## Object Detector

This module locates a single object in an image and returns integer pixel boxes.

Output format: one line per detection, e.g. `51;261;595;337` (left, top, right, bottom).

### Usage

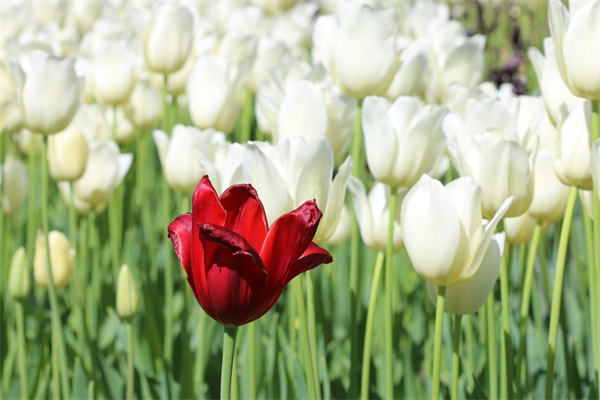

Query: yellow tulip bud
8;247;30;300
116;264;140;319
34;230;75;289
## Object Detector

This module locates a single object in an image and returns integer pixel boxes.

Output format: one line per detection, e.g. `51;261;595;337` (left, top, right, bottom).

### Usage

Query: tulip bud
529;149;569;222
8;247;30;300
1;156;28;216
34;230;75;289
145;4;194;75
47;125;89;182
10;51;82;135
124;79;162;130
116;264;140;319
1;100;23;133
15;129;43;156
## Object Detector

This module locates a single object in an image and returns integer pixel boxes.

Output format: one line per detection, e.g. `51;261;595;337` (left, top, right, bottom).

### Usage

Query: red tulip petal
192;176;226;225
198;223;268;326
167;213;193;276
284;242;332;286
260;200;322;289
190;176;226;318
219;184;268;252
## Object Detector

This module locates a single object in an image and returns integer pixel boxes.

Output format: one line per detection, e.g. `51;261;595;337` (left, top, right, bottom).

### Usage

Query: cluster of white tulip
1;0;600;398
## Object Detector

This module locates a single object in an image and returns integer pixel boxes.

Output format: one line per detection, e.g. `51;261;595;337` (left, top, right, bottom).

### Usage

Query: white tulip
384;42;428;100
72;141;133;209
276;80;355;165
92;40;136;105
529;149;570;222
153;124;226;193
145;4;194;75
34;230;75;289
313;2;398;98
47;125;89;182
1;156;28;216
444;98;534;218
348;177;404;252
549;0;600;100
1;100;23;133
14;129;43;156
579;189;595;220
528;38;584;124
124;79;162;130
504;213;537;244
187;54;245;134
402;175;512;314
326;205;352;246
10;51;82;135
363;96;447;188
116;264;140;319
251;0;296;15
242;137;353;243
58;182;92;215
554;100;594;189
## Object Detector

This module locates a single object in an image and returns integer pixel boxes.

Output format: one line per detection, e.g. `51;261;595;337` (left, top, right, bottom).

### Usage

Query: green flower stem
583;212;598;371
162;180;173;366
348;100;363;397
15;301;28;399
135;130;147;208
162;75;170;134
464;314;476;390
487;294;498;400
384;186;397;399
41;138;70;400
221;326;238;400
499;240;514;399
360;251;385;400
26;133;37;266
249;321;256;399
238;88;253;144
306;271;320;399
432;285;447;400
451;314;462;400
78;215;92;373
293;278;319;400
545;185;578;399
592;98;600;395
194;311;207;396
126;322;134;400
516;222;542;398
108;194;121;282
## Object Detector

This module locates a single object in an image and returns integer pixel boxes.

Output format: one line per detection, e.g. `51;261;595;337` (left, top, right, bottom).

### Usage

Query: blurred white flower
72;140;133;209
47;124;89;182
1;156;28;216
548;0;600;100
145;4;194;75
554;100;594;189
153;124;226;193
10;51;83;135
363;95;447;188
528;38;584;124
313;2;398;98
124;78;162;130
504;213;537;244
34;230;75;289
92;40;136;105
187;54;246;134
348;177;404;252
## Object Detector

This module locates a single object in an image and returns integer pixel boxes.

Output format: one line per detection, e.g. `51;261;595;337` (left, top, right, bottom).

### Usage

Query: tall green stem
545;186;578;398
591;99;600;396
26;133;37;266
432;286;447;400
384;186;397;399
16;302;28;399
41;138;70;400
499;240;514;399
360;251;385;400
451;314;462;400
162;180;173;366
516;222;542;398
306;271;320;398
249;321;256;400
126;322;134;400
348;100;363;397
221;326;238;400
293;278;319;400
162;75;170;134
487;294;498;400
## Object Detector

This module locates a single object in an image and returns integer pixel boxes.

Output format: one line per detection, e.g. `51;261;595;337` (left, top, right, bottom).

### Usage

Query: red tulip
168;176;332;327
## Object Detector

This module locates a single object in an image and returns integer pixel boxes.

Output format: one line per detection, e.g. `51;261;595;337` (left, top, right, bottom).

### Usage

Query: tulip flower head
168;176;332;326
1;156;28;216
402;175;512;314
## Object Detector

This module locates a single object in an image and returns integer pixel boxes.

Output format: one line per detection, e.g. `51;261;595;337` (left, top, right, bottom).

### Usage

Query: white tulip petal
362;96;397;184
312;16;337;73
278;81;328;145
348;176;375;249
152;129;169;167
295;138;333;209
